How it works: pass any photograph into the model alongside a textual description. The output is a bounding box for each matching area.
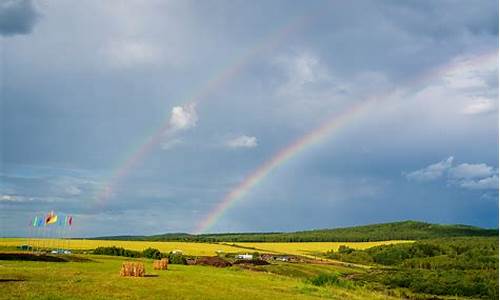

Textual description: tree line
[95,220,498,242]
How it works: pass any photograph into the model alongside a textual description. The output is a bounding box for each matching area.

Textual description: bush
[143,248,162,259]
[167,252,187,264]
[338,245,355,254]
[93,246,141,258]
[309,273,340,286]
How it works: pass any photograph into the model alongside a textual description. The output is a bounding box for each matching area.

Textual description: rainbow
[195,49,498,233]
[94,13,318,207]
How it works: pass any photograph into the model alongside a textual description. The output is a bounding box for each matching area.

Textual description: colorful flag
[46,213,58,225]
[37,217,44,227]
[68,216,73,226]
[32,216,39,227]
[57,215,64,226]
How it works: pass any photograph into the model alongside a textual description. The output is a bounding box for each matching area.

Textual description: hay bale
[153,258,168,270]
[120,262,145,277]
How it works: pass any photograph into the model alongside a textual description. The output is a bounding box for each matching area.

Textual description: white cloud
[459,176,498,190]
[275,52,330,96]
[1,195,15,201]
[443,54,497,90]
[225,135,258,148]
[462,97,497,115]
[0,194,38,203]
[405,156,454,181]
[169,103,198,131]
[449,163,496,179]
[406,157,498,190]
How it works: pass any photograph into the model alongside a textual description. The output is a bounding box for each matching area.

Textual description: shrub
[338,245,355,254]
[309,273,338,286]
[143,248,162,259]
[94,246,141,258]
[168,252,187,264]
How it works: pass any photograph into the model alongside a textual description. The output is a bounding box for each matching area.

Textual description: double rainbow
[195,50,498,233]
[94,13,316,207]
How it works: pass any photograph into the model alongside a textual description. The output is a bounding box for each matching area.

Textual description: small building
[172,250,183,254]
[236,254,253,260]
[275,256,290,262]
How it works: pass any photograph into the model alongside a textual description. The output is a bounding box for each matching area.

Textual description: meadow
[0,237,495,299]
[0,254,398,300]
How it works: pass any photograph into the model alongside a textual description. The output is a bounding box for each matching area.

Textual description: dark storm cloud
[0,0,38,36]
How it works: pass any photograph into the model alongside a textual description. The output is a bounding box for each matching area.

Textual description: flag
[46,213,58,225]
[37,217,44,227]
[57,214,65,226]
[68,216,73,226]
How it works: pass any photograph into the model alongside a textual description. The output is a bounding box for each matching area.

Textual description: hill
[94,220,498,242]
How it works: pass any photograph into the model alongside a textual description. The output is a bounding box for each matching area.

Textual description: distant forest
[93,220,498,242]
[325,237,499,299]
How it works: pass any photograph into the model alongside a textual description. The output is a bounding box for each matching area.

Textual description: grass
[254,262,362,279]
[0,254,399,300]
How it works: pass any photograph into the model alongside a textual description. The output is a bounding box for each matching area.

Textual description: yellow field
[0,238,413,257]
[230,241,413,256]
[0,238,241,256]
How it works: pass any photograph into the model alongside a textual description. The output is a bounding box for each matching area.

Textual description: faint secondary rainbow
[94,13,318,207]
[195,49,498,233]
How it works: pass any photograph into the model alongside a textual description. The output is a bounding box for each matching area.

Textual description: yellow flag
[46,215,58,224]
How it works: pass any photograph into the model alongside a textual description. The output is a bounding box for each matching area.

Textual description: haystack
[153,258,168,270]
[120,262,145,277]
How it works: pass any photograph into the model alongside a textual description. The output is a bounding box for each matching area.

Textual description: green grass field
[0,254,398,300]
[1,238,491,299]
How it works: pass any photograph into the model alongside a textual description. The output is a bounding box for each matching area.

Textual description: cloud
[225,135,258,148]
[169,103,198,131]
[406,157,498,190]
[405,156,454,181]
[462,97,497,115]
[0,0,38,36]
[275,52,330,96]
[443,55,497,90]
[1,195,15,201]
[0,194,46,204]
[458,176,498,190]
[449,163,496,179]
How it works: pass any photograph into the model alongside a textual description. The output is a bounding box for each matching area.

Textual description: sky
[0,0,498,237]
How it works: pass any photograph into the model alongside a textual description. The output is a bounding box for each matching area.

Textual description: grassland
[0,238,409,257]
[1,237,494,299]
[0,254,399,300]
